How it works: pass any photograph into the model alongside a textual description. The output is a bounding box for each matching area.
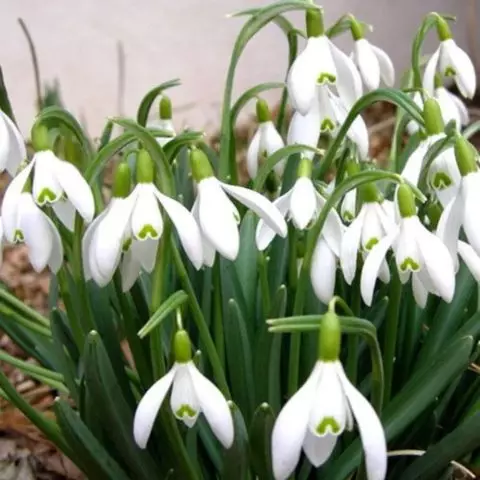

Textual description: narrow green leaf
[136,79,181,126]
[249,403,275,480]
[222,403,249,480]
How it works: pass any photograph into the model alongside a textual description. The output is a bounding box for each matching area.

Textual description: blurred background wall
[0,0,477,136]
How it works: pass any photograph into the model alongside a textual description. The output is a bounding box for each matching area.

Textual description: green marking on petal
[137,225,158,240]
[176,404,197,419]
[317,72,336,84]
[444,66,456,78]
[399,257,420,272]
[14,230,24,242]
[364,237,379,251]
[321,118,336,132]
[431,172,453,190]
[37,188,58,205]
[342,211,354,223]
[316,416,341,435]
[122,238,132,252]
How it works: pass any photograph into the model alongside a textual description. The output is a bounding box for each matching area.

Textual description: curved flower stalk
[0,110,26,176]
[246,99,284,179]
[340,183,395,285]
[2,166,63,273]
[148,96,176,147]
[350,19,395,91]
[361,184,455,307]
[83,154,203,291]
[189,148,287,267]
[423,17,476,99]
[272,312,386,480]
[134,330,234,449]
[287,8,362,116]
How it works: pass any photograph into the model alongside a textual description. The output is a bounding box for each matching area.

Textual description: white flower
[0,110,26,176]
[423,39,476,99]
[361,215,455,307]
[271,360,386,480]
[288,35,362,115]
[134,360,234,449]
[340,189,357,223]
[2,178,63,273]
[247,120,284,179]
[407,89,469,135]
[149,119,176,147]
[193,177,287,266]
[352,39,395,91]
[458,240,480,281]
[340,201,395,285]
[83,183,203,290]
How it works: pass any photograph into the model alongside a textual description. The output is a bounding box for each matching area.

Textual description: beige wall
[0,0,473,137]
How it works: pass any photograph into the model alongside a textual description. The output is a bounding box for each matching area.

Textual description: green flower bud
[423,98,444,136]
[454,135,478,176]
[159,96,172,120]
[136,149,155,183]
[112,162,132,198]
[318,311,341,362]
[350,16,364,41]
[173,329,192,364]
[256,98,272,123]
[397,184,416,218]
[297,157,312,178]
[189,148,214,182]
[31,124,51,151]
[306,7,324,38]
[436,15,452,41]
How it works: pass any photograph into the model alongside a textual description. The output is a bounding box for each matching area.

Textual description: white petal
[341,189,357,223]
[303,431,337,468]
[437,194,463,265]
[338,365,387,480]
[435,87,462,129]
[448,91,469,125]
[412,273,428,308]
[290,177,317,230]
[170,364,200,427]
[378,258,391,284]
[221,182,287,237]
[255,191,290,251]
[52,199,76,231]
[192,197,217,267]
[287,106,321,150]
[458,240,480,281]
[46,216,64,273]
[400,139,430,186]
[462,172,480,255]
[2,161,34,241]
[263,121,285,175]
[0,111,26,176]
[271,362,322,480]
[287,36,324,115]
[32,151,63,205]
[423,47,440,96]
[246,128,262,179]
[354,39,380,91]
[133,366,176,448]
[155,190,203,269]
[329,39,363,107]
[189,363,234,449]
[120,248,142,292]
[406,93,424,135]
[131,184,164,240]
[394,217,421,275]
[371,44,395,87]
[197,178,239,261]
[52,157,95,223]
[311,237,337,305]
[361,228,397,306]
[340,207,366,284]
[131,238,158,272]
[321,207,344,257]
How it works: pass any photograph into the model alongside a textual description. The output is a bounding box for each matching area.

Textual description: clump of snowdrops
[0,2,479,480]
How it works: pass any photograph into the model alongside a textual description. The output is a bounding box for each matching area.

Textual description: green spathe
[435,15,452,41]
[112,162,132,198]
[318,312,341,361]
[159,96,172,120]
[350,16,364,41]
[306,7,324,38]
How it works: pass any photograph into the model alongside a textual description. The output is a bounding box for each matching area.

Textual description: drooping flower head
[149,95,176,147]
[0,110,26,176]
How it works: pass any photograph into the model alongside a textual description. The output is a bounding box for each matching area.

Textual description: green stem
[213,261,225,366]
[258,253,271,316]
[0,304,51,338]
[0,288,50,327]
[346,275,361,384]
[383,265,402,403]
[170,240,230,396]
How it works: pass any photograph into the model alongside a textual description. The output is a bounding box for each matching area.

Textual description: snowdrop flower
[423,16,476,99]
[190,148,287,266]
[350,20,394,91]
[2,165,63,272]
[340,184,395,285]
[134,330,234,449]
[149,96,176,147]
[437,135,480,266]
[272,312,386,480]
[84,154,203,290]
[340,189,357,223]
[288,8,362,115]
[361,184,455,307]
[402,98,459,206]
[246,99,285,179]
[0,110,26,176]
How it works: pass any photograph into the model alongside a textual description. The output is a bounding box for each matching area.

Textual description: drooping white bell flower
[2,166,63,273]
[134,330,234,450]
[247,99,285,179]
[350,21,395,91]
[340,189,357,223]
[361,184,455,307]
[149,95,176,147]
[340,185,396,285]
[272,312,387,480]
[287,8,362,115]
[0,110,26,176]
[189,149,287,267]
[423,17,476,99]
[457,240,480,281]
[83,156,203,290]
